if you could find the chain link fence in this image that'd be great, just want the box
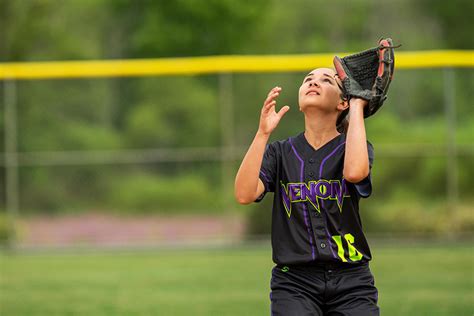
[1,54,473,248]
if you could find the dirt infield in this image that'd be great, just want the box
[17,213,246,248]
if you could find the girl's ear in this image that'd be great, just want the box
[337,99,349,111]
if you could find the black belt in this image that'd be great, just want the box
[286,260,369,271]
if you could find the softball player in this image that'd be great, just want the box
[235,67,379,315]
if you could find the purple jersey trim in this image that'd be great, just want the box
[289,137,316,261]
[319,141,346,260]
[319,141,346,180]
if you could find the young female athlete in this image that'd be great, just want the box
[234,67,379,315]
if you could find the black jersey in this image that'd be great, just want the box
[257,132,374,265]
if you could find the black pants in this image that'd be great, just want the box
[270,262,379,316]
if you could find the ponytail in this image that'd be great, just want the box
[336,85,349,134]
[336,109,349,134]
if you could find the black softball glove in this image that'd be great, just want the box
[333,38,398,118]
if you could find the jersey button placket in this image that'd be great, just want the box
[306,160,319,216]
[308,157,315,178]
[303,161,319,259]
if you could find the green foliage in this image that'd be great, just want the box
[124,0,269,57]
[417,0,474,49]
[124,77,219,148]
[366,112,448,144]
[0,0,111,61]
[362,200,474,234]
[20,165,114,213]
[108,173,222,213]
[17,79,122,151]
[21,122,123,152]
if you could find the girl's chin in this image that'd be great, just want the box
[299,103,324,112]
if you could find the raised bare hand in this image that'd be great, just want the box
[258,86,290,135]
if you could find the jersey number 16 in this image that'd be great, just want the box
[332,233,363,262]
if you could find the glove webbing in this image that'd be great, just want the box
[344,51,378,89]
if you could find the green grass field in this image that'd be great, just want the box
[1,241,473,315]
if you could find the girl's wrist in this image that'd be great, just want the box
[256,129,271,139]
[349,98,367,117]
[349,98,368,108]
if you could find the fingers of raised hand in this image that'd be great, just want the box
[267,86,281,97]
[277,105,290,118]
[262,100,277,113]
[264,86,281,107]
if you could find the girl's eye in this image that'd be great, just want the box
[323,78,331,83]
[304,77,311,82]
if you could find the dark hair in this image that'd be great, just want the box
[336,108,349,133]
[336,83,349,133]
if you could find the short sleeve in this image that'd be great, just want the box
[354,142,375,198]
[255,143,278,202]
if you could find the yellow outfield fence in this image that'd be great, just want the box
[0,50,473,80]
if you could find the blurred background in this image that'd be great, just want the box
[0,0,473,315]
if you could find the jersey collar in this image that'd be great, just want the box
[295,132,345,157]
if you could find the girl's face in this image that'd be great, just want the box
[298,68,344,113]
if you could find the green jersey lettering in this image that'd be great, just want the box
[332,233,363,262]
[332,235,347,262]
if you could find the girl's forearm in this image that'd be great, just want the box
[234,131,269,204]
[343,99,369,183]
